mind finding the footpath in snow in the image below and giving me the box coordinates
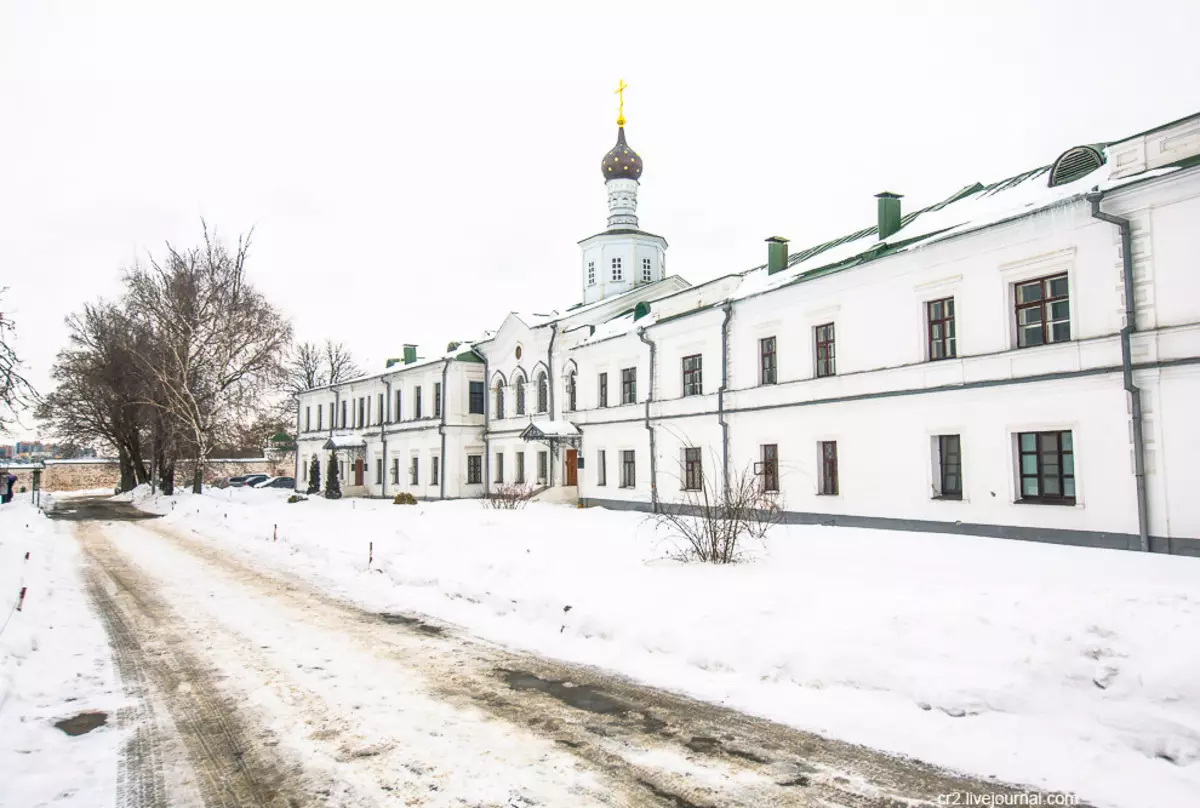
[131,486,1200,808]
[0,495,123,808]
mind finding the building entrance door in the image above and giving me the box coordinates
[564,449,578,486]
[354,458,364,486]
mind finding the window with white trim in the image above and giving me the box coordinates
[587,261,595,286]
[642,258,652,282]
[611,257,623,281]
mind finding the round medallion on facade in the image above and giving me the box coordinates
[601,126,643,180]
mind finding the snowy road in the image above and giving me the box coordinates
[62,499,1054,807]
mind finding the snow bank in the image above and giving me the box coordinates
[0,500,122,807]
[137,488,1200,808]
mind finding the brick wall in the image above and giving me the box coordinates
[1,456,294,494]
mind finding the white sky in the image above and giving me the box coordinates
[2,0,1197,441]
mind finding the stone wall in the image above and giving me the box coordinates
[1,457,294,494]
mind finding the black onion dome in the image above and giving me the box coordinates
[601,126,643,181]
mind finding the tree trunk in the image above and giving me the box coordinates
[117,448,137,493]
[161,461,176,495]
[192,464,203,494]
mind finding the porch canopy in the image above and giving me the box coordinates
[520,420,581,448]
[323,435,366,450]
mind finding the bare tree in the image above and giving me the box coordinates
[483,482,534,509]
[283,339,363,402]
[124,225,292,493]
[36,303,152,491]
[651,449,784,564]
[0,289,38,430]
[325,340,363,385]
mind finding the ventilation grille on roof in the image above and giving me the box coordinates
[1048,145,1106,187]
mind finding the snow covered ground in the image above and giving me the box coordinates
[128,486,1200,808]
[0,495,123,808]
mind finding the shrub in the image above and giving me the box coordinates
[483,483,534,509]
[650,453,783,564]
[324,451,342,499]
[393,492,417,505]
[287,494,307,504]
[307,457,321,495]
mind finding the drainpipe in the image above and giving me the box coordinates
[483,355,491,495]
[637,327,659,513]
[718,301,733,497]
[439,359,450,500]
[293,397,301,493]
[1087,191,1150,553]
[381,380,390,499]
[547,323,558,487]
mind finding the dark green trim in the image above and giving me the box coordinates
[578,497,1200,557]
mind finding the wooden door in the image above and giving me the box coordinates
[565,449,578,486]
[354,458,364,486]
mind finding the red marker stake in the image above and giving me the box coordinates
[16,587,27,612]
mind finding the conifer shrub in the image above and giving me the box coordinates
[324,451,342,499]
[307,457,321,495]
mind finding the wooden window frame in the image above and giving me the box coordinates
[936,434,962,499]
[1017,430,1075,504]
[394,390,401,423]
[815,323,836,378]
[494,382,505,419]
[598,372,608,408]
[683,447,702,491]
[495,452,504,483]
[621,367,636,405]
[682,354,703,397]
[760,336,777,385]
[1015,273,1070,349]
[536,372,548,413]
[467,454,482,484]
[597,449,607,486]
[620,449,636,488]
[515,451,526,484]
[818,441,839,496]
[409,456,419,486]
[759,444,779,492]
[515,379,526,415]
[414,386,423,419]
[433,382,442,418]
[927,297,956,361]
[537,451,548,484]
[469,381,485,415]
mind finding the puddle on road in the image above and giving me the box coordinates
[500,669,629,715]
[378,613,444,635]
[54,710,108,736]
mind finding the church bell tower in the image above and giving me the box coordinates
[579,80,668,305]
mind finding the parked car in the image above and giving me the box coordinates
[228,474,269,488]
[252,476,296,490]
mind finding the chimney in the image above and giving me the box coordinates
[403,344,418,365]
[385,357,402,369]
[875,192,903,240]
[766,236,789,275]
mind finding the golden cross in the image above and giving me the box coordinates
[614,78,628,126]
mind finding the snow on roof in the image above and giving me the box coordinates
[324,435,366,450]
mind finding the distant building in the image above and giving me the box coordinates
[0,445,12,460]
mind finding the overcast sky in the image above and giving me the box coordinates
[2,0,1196,441]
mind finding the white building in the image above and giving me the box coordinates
[297,110,1200,555]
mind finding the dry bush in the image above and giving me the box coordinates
[652,456,783,564]
[483,483,534,510]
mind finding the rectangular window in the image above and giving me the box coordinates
[587,261,595,286]
[318,406,323,431]
[410,457,419,485]
[469,381,485,414]
[495,384,505,419]
[620,450,636,488]
[340,461,345,480]
[597,450,607,486]
[760,336,777,385]
[611,257,623,281]
[391,458,399,484]
[537,451,548,484]
[431,456,440,486]
[341,401,347,428]
[819,441,839,495]
[927,297,956,360]
[936,435,962,499]
[1015,274,1070,348]
[302,461,308,483]
[467,455,482,484]
[598,372,608,408]
[682,354,703,397]
[683,447,702,491]
[760,444,779,492]
[359,397,365,427]
[305,406,311,432]
[621,367,636,404]
[395,390,402,422]
[414,386,423,419]
[1017,431,1075,503]
[376,458,383,484]
[378,393,384,424]
[434,382,442,418]
[815,323,836,377]
[516,452,526,484]
[495,453,505,483]
[642,257,652,282]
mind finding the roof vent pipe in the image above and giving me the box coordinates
[875,191,903,240]
[403,344,418,365]
[766,236,789,275]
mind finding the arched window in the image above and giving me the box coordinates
[537,371,548,413]
[494,380,506,420]
[565,371,577,412]
[515,376,526,415]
